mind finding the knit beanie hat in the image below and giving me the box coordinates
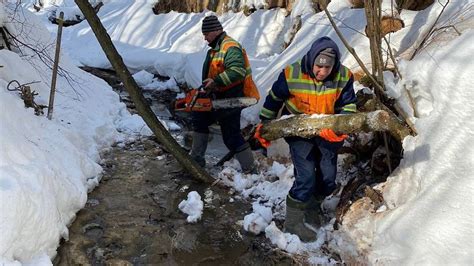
[201,15,223,33]
[314,48,336,67]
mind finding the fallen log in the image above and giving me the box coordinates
[259,110,411,142]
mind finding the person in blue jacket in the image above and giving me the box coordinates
[258,36,357,242]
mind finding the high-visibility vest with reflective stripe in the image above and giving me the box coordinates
[207,36,260,100]
[284,60,351,114]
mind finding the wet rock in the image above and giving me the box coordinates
[82,223,104,240]
[85,198,99,207]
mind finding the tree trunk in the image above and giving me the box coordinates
[365,0,384,87]
[75,0,214,184]
[259,111,410,142]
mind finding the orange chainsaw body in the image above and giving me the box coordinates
[174,89,212,112]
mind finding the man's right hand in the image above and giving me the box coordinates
[203,78,217,91]
[254,123,271,148]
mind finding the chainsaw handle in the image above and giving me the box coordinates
[188,86,204,109]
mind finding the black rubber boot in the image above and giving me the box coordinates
[234,143,257,174]
[284,195,317,242]
[189,132,208,167]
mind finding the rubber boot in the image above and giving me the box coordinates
[304,196,323,230]
[234,143,257,174]
[284,195,317,242]
[189,132,208,167]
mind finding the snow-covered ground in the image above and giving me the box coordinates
[1,0,473,264]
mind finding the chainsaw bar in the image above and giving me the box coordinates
[212,97,257,109]
[175,88,258,112]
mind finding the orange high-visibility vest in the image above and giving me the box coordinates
[284,60,352,114]
[207,36,260,100]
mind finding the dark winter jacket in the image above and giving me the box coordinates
[202,32,245,99]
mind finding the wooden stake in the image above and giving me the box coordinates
[47,11,64,120]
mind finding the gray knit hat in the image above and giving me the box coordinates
[314,48,336,67]
[202,15,223,33]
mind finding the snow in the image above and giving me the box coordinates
[132,69,154,86]
[363,30,474,265]
[243,202,273,234]
[265,221,303,254]
[0,1,149,263]
[178,191,204,223]
[1,0,473,264]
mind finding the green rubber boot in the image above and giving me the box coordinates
[235,143,257,174]
[304,196,324,230]
[284,195,317,242]
[189,132,208,167]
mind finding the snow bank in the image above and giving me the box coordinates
[368,29,474,265]
[333,22,474,266]
[0,3,146,263]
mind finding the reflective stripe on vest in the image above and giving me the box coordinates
[207,36,260,100]
[284,60,351,114]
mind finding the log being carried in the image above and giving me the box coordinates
[256,110,410,143]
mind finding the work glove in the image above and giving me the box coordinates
[254,123,271,148]
[203,78,217,92]
[319,128,348,142]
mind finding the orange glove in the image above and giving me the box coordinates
[254,123,271,148]
[319,128,348,142]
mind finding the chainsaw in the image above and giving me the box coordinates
[174,86,257,112]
